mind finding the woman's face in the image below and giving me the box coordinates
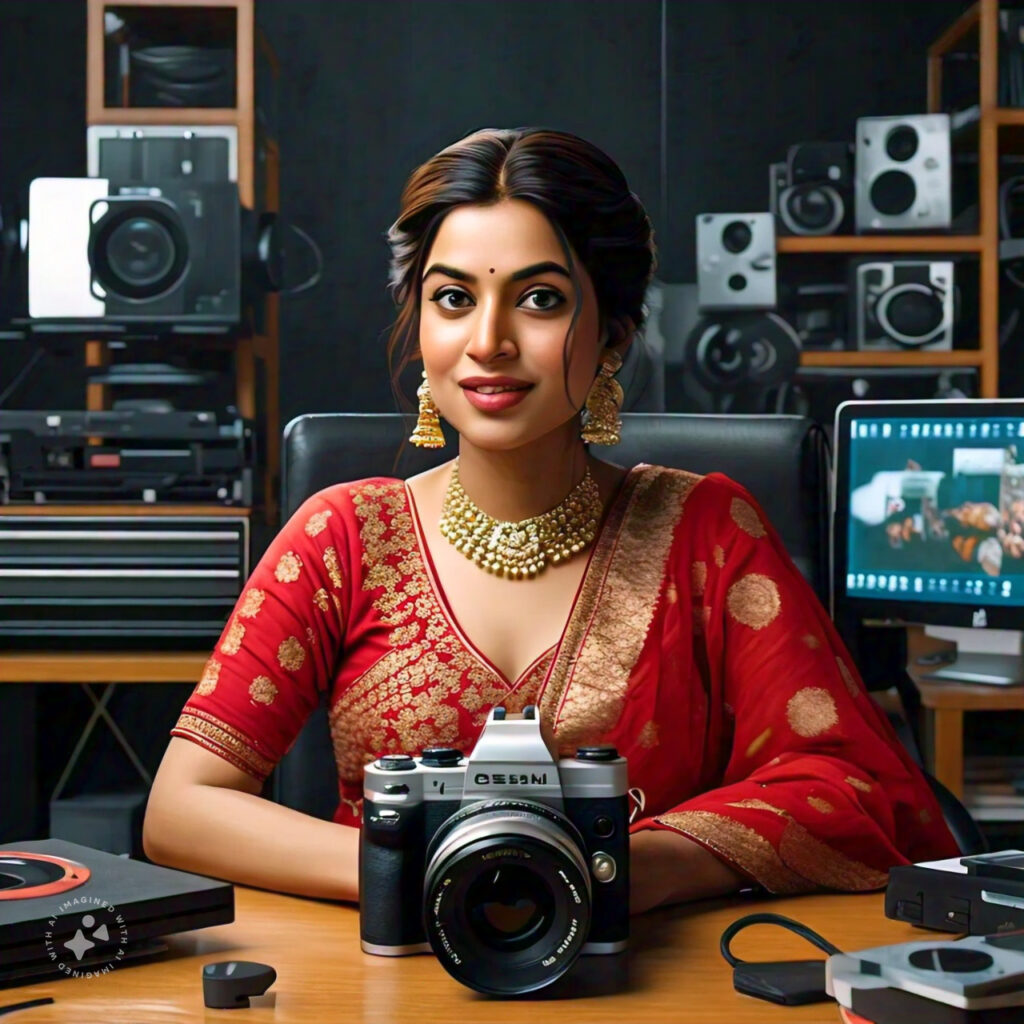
[418,199,605,453]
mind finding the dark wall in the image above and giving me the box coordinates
[0,0,972,419]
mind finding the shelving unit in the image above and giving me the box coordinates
[786,0,1000,398]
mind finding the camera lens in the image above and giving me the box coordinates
[422,799,592,995]
[466,864,554,951]
[106,218,176,287]
[89,200,189,301]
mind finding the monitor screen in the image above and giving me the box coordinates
[832,399,1024,631]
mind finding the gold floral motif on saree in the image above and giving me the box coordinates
[238,588,266,619]
[540,468,701,750]
[727,573,781,630]
[745,726,772,758]
[313,588,330,612]
[274,551,303,583]
[807,795,834,814]
[196,657,221,695]
[846,775,873,793]
[304,509,333,537]
[691,560,707,596]
[249,675,278,705]
[221,617,245,655]
[323,546,344,589]
[786,687,838,737]
[277,636,306,672]
[730,497,766,538]
[777,819,889,890]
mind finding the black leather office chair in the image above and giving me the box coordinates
[270,412,986,855]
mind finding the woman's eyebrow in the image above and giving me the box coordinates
[421,260,571,283]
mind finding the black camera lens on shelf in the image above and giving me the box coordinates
[721,220,753,254]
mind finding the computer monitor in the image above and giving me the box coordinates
[833,399,1024,685]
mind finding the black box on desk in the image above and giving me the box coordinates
[49,791,147,858]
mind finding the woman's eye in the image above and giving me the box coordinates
[520,288,565,311]
[431,288,473,311]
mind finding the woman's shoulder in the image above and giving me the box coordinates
[632,463,754,507]
[284,477,407,531]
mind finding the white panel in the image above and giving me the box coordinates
[28,178,108,318]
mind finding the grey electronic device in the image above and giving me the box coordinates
[855,113,952,232]
[853,260,954,350]
[696,212,776,311]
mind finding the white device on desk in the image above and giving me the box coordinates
[832,398,1024,685]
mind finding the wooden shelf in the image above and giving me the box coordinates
[777,235,985,253]
[927,1,980,59]
[86,107,244,126]
[799,350,983,368]
[992,108,1024,126]
[0,505,251,517]
[0,651,208,685]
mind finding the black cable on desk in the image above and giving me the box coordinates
[720,912,843,965]
[0,998,55,1017]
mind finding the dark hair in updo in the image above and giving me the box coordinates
[385,127,657,400]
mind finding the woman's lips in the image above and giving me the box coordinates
[460,383,533,412]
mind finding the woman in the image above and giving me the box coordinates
[143,127,958,914]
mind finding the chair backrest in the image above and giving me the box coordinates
[271,412,830,820]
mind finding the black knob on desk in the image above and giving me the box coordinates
[202,960,276,1008]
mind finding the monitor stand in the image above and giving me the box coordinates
[923,626,1024,686]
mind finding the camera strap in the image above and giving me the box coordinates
[719,912,843,1006]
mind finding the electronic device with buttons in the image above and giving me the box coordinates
[359,704,629,996]
[885,850,1024,935]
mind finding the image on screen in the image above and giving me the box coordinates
[844,415,1024,607]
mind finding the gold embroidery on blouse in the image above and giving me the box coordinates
[542,468,700,750]
[305,509,333,537]
[807,795,834,814]
[730,497,766,538]
[221,617,245,655]
[786,687,838,737]
[714,545,726,568]
[313,588,330,612]
[275,551,303,583]
[727,573,781,630]
[846,775,872,793]
[745,726,772,758]
[327,482,544,782]
[637,720,659,748]
[171,709,274,779]
[691,560,707,596]
[278,636,306,672]
[654,810,807,894]
[802,634,821,649]
[196,657,221,695]
[238,588,266,619]
[249,675,278,705]
[778,819,888,890]
[323,546,343,589]
[836,656,860,699]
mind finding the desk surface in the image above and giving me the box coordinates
[6,886,925,1023]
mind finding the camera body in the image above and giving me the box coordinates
[28,176,240,325]
[360,705,629,996]
[770,142,854,237]
[852,259,955,350]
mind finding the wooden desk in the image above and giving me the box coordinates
[4,886,926,1023]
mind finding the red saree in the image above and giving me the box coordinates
[171,464,959,893]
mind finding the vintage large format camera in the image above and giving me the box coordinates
[359,705,629,996]
[28,176,242,325]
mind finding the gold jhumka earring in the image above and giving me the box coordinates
[409,370,445,448]
[581,350,624,446]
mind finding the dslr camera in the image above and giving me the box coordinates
[359,705,629,996]
[770,142,854,237]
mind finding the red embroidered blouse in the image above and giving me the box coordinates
[171,465,959,893]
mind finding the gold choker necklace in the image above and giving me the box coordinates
[439,460,602,578]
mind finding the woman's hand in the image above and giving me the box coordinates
[629,828,746,915]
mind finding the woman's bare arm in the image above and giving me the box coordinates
[143,738,359,902]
